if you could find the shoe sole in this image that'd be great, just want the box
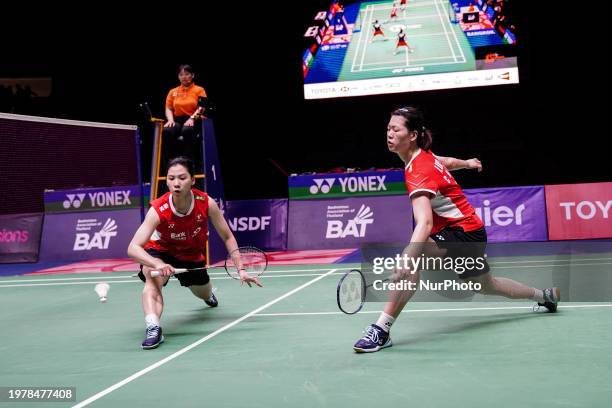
[141,335,165,350]
[353,339,393,353]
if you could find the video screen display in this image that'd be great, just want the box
[303,0,518,99]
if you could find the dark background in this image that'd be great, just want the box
[0,2,604,200]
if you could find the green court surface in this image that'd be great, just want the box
[1,256,612,407]
[340,0,475,80]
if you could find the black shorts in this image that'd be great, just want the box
[430,227,490,278]
[138,248,210,287]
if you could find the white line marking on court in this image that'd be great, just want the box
[0,275,136,284]
[489,257,612,264]
[0,280,139,288]
[253,304,612,317]
[351,5,368,71]
[3,257,611,287]
[433,0,457,62]
[491,262,612,269]
[359,54,464,66]
[0,273,345,288]
[71,268,338,408]
[359,4,374,71]
[438,0,465,62]
[355,59,469,72]
[3,258,612,287]
[0,267,355,285]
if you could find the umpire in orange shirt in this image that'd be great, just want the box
[163,64,207,172]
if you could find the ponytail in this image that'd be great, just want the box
[418,127,432,151]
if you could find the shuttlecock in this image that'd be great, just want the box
[94,283,110,303]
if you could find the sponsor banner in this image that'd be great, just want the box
[225,199,288,251]
[0,213,43,263]
[38,209,141,261]
[288,170,406,199]
[545,182,612,240]
[464,186,548,242]
[288,196,413,250]
[44,185,142,213]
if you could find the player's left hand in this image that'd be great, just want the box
[239,270,263,288]
[466,158,482,172]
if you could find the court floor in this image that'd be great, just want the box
[340,0,475,80]
[1,255,612,407]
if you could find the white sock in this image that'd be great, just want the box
[145,314,160,328]
[532,289,544,303]
[376,312,396,333]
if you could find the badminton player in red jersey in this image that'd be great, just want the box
[128,157,262,349]
[353,106,560,353]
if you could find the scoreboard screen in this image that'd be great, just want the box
[302,0,518,99]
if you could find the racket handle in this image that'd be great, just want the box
[150,268,188,277]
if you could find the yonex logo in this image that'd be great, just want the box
[63,194,86,209]
[62,191,131,209]
[73,218,118,251]
[326,205,374,239]
[310,178,336,195]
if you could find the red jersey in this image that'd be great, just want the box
[404,149,483,234]
[144,189,209,263]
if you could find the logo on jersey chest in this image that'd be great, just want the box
[170,231,187,241]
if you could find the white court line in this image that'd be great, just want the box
[359,4,374,71]
[0,280,140,288]
[374,2,443,11]
[360,54,463,66]
[356,59,467,72]
[490,262,612,269]
[0,275,137,284]
[253,304,612,317]
[489,257,612,264]
[433,0,457,62]
[3,258,612,286]
[71,268,338,408]
[0,267,355,285]
[384,14,444,19]
[351,4,369,71]
[0,273,347,288]
[437,0,465,62]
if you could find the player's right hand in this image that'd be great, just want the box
[149,263,175,278]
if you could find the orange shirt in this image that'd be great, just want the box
[165,83,207,118]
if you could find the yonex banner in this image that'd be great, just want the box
[288,196,413,250]
[464,186,548,242]
[225,199,288,251]
[38,209,141,261]
[44,185,143,213]
[0,213,43,263]
[545,182,612,240]
[289,170,406,199]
